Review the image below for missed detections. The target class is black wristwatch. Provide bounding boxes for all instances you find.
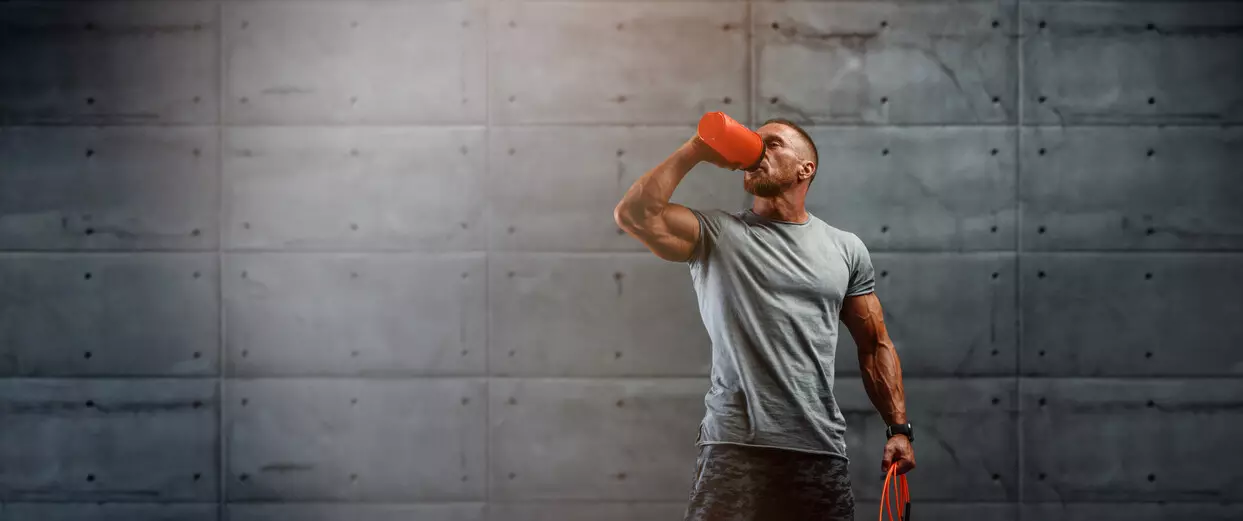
[886,423,914,443]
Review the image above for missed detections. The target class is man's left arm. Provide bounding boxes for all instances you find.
[841,291,916,475]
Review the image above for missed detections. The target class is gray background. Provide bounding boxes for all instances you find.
[1,0,1241,520]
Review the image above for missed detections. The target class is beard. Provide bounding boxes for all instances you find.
[743,169,793,197]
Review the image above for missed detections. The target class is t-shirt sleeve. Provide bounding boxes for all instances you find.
[845,232,876,297]
[686,208,726,265]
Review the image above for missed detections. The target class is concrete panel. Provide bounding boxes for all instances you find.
[1022,378,1243,502]
[224,253,486,376]
[0,379,218,501]
[836,377,1017,502]
[1021,127,1243,251]
[835,253,1017,377]
[489,378,704,500]
[805,127,1017,251]
[488,502,685,521]
[223,127,486,251]
[227,378,487,501]
[489,253,710,377]
[229,504,486,521]
[488,126,749,252]
[1021,254,1243,376]
[0,2,217,124]
[1024,4,1243,124]
[0,254,218,377]
[754,3,1016,125]
[222,0,485,124]
[490,3,747,124]
[0,127,218,250]
[1023,503,1243,521]
[0,503,216,521]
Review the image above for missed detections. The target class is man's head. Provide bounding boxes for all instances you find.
[742,119,819,198]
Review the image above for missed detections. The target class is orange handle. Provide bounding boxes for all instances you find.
[879,463,911,521]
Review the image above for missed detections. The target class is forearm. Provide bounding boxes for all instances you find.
[859,337,907,425]
[615,141,700,228]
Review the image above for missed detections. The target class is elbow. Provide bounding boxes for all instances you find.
[613,199,656,234]
[613,201,635,232]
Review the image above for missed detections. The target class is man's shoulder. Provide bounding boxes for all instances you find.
[688,207,750,230]
[691,207,747,220]
[809,216,865,246]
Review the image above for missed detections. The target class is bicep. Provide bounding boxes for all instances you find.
[620,203,701,262]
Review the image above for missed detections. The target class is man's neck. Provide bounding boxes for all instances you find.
[751,195,809,224]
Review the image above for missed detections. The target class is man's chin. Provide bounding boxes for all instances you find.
[744,181,782,198]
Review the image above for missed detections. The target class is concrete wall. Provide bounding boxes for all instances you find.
[1,0,1241,520]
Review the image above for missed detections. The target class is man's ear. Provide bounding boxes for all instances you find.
[800,161,815,181]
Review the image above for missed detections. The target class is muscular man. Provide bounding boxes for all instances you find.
[613,119,915,520]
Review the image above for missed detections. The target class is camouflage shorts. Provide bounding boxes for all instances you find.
[683,443,856,521]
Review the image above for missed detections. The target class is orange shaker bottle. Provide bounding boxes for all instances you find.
[696,111,764,171]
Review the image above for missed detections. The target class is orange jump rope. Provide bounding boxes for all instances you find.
[879,463,912,521]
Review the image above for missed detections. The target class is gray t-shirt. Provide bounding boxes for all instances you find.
[686,207,876,460]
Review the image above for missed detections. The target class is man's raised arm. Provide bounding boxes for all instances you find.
[613,136,735,262]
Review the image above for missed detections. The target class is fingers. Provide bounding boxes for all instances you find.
[898,458,915,475]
